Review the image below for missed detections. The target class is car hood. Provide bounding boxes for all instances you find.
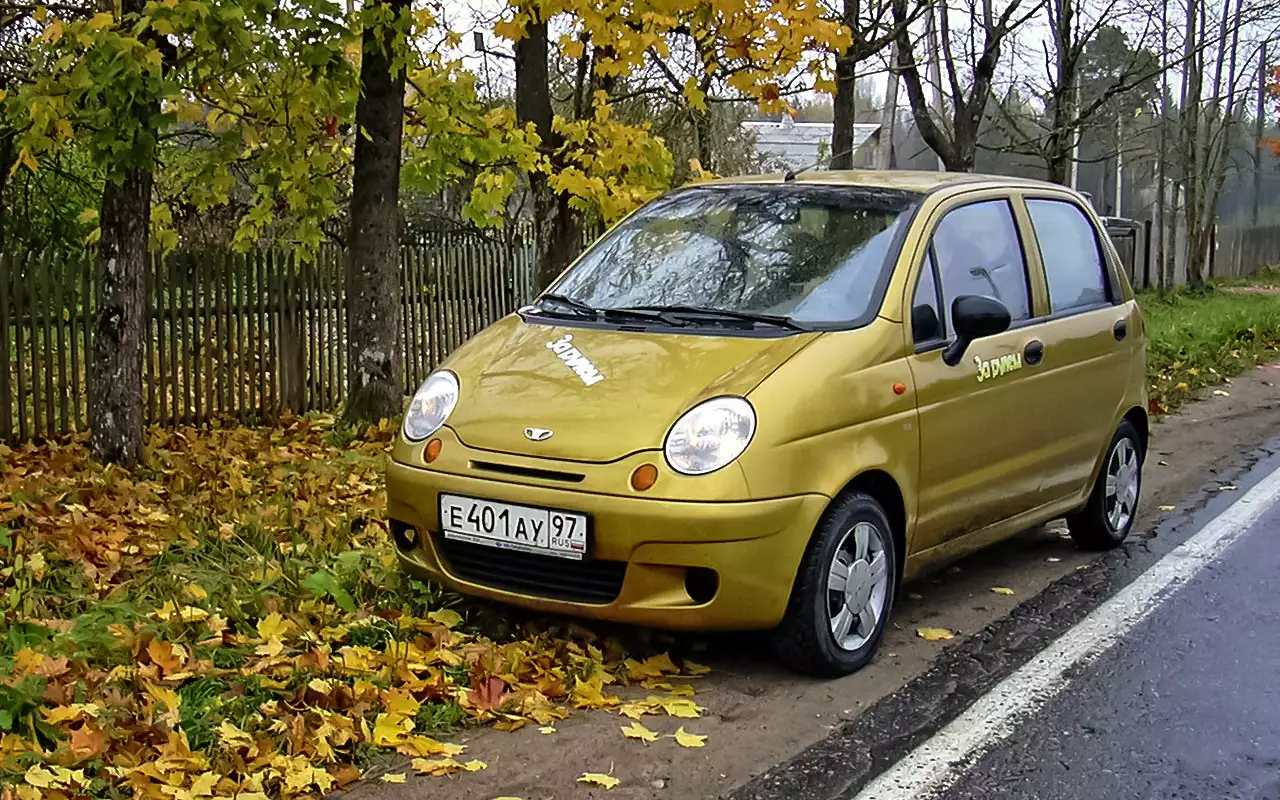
[440,315,816,462]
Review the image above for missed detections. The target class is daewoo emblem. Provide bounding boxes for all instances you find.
[524,427,554,442]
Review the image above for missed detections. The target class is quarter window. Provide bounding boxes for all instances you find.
[931,200,1031,331]
[1026,199,1110,313]
[911,253,943,343]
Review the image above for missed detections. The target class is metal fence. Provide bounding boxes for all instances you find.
[1105,217,1280,290]
[1,234,537,443]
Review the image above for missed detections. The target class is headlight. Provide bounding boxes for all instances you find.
[664,397,756,475]
[402,371,460,441]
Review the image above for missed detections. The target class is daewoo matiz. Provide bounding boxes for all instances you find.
[386,170,1147,676]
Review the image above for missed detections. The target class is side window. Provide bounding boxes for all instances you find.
[931,200,1031,331]
[1026,199,1110,313]
[911,252,943,343]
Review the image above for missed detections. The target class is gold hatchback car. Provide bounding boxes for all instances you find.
[387,170,1147,676]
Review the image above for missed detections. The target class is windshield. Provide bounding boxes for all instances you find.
[546,185,920,327]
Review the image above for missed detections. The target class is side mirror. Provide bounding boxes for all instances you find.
[942,294,1011,366]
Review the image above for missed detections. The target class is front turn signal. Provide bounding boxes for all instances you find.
[631,463,658,491]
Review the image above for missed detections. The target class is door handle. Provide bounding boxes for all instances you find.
[1113,320,1128,341]
[1023,339,1044,366]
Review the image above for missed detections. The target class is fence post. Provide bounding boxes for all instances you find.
[277,250,305,415]
[0,253,11,443]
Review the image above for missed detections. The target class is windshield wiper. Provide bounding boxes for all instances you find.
[624,304,808,331]
[600,307,689,327]
[535,293,598,319]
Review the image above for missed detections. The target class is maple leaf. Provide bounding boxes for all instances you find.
[916,627,955,642]
[68,725,108,760]
[146,639,186,674]
[218,720,255,750]
[578,772,621,790]
[379,773,406,783]
[621,721,660,743]
[654,695,704,719]
[683,659,712,676]
[380,688,422,717]
[673,727,707,748]
[371,713,413,747]
[427,608,463,628]
[467,676,511,712]
[411,758,465,776]
[572,674,620,709]
[991,587,1015,596]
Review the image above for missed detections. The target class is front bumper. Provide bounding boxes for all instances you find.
[387,459,829,631]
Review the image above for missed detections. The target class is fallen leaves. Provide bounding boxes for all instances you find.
[672,727,707,748]
[0,420,713,799]
[618,694,705,720]
[621,721,661,743]
[990,587,1014,596]
[578,773,622,790]
[916,627,955,641]
[410,758,487,776]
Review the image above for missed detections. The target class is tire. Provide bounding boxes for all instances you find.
[772,492,898,677]
[1068,420,1144,550]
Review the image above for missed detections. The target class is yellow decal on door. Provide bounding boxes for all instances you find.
[974,352,1023,383]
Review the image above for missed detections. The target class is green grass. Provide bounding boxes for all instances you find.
[1140,282,1280,410]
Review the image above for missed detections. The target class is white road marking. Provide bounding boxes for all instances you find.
[854,462,1280,800]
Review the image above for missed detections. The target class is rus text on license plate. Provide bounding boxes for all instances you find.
[439,494,588,560]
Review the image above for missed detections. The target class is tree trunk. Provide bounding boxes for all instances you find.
[344,0,408,425]
[874,45,899,169]
[91,168,151,465]
[1180,0,1204,289]
[515,20,580,290]
[830,49,858,169]
[692,106,714,172]
[1043,0,1076,185]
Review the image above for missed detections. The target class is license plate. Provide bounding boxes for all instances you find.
[439,494,588,560]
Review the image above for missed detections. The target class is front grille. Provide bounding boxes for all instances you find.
[436,536,626,604]
[469,460,585,483]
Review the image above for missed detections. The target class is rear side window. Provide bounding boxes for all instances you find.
[1026,199,1110,313]
[931,200,1031,331]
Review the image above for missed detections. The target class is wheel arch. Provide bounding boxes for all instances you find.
[1122,405,1149,460]
[831,469,908,579]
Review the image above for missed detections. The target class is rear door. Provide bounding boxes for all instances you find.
[1014,194,1134,504]
[905,193,1053,552]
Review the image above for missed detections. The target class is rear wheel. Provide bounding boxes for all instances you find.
[773,493,897,677]
[1068,420,1143,550]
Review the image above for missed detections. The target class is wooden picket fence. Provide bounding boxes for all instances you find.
[0,233,537,444]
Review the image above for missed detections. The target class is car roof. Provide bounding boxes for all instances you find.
[695,169,1066,196]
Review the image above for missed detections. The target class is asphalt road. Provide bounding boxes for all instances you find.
[736,437,1280,800]
[936,482,1280,800]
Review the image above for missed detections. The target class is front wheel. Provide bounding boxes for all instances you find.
[1068,419,1144,550]
[772,493,897,677]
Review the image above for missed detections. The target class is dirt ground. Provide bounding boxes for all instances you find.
[357,362,1280,800]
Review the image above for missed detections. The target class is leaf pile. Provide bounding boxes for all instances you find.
[0,417,705,800]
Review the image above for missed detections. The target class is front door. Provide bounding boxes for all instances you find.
[906,195,1051,552]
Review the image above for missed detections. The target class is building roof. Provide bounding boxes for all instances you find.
[698,169,1064,194]
[740,119,880,170]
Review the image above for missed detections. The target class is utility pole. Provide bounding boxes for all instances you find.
[1254,43,1267,227]
[1114,116,1123,217]
[876,44,900,169]
[925,4,945,171]
[1069,79,1081,190]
